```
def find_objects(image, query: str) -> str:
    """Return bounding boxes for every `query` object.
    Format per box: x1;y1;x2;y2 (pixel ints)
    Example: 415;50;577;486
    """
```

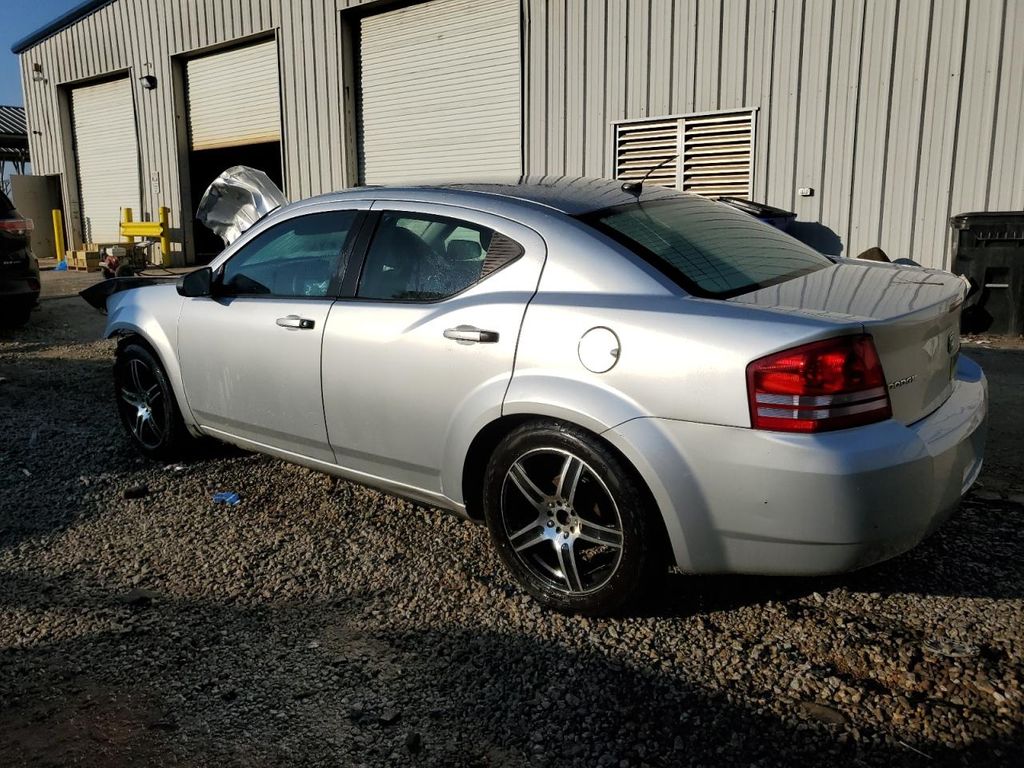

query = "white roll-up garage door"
71;78;142;244
359;0;522;183
187;40;281;151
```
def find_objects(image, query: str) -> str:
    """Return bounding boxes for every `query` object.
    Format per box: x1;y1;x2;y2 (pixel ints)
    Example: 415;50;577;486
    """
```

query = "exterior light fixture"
140;75;158;90
31;63;45;83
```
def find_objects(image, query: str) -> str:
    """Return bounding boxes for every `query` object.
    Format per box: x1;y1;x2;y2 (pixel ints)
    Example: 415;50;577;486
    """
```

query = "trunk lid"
732;260;966;425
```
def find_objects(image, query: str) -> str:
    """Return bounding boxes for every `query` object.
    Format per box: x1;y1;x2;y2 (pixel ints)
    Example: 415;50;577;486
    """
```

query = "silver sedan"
97;178;987;615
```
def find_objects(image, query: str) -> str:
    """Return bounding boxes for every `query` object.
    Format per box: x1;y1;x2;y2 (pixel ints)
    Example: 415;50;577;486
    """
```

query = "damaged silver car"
83;171;988;615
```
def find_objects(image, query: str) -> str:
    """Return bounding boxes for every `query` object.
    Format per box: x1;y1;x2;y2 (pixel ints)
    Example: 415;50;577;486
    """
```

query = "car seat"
442;239;485;293
361;225;431;299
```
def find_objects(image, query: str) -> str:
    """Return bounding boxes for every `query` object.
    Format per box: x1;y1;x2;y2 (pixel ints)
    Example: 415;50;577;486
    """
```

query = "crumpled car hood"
196;165;287;245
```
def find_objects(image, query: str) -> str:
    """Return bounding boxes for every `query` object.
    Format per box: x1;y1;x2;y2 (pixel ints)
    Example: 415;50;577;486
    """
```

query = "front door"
321;202;546;497
178;206;366;462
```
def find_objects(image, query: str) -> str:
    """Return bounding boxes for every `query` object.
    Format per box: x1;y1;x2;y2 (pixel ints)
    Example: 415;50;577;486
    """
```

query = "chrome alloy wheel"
117;358;165;450
500;448;625;594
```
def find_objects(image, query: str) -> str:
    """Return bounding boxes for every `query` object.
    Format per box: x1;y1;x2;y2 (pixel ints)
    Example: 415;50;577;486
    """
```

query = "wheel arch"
460;412;674;568
107;318;198;434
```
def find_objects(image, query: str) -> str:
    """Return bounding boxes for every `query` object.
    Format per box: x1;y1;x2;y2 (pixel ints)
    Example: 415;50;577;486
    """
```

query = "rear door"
178;205;367;461
321;202;545;496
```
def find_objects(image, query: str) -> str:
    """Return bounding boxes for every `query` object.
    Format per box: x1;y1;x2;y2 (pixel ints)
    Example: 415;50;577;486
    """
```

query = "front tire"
113;342;191;460
483;420;662;616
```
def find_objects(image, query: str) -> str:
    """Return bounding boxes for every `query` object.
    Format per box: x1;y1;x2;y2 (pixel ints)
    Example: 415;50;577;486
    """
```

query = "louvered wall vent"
614;109;756;198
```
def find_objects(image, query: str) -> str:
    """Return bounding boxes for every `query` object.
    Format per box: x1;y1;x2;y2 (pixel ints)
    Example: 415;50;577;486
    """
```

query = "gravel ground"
1;296;1022;767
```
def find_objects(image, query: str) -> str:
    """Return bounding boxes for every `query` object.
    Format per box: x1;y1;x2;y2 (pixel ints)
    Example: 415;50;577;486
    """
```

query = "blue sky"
1;0;80;106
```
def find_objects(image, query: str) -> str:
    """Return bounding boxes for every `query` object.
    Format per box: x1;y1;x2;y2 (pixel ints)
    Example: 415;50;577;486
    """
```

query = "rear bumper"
607;355;988;575
0;270;41;302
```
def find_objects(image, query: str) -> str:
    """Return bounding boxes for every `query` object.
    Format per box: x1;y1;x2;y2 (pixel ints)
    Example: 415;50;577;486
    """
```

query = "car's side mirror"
177;266;213;297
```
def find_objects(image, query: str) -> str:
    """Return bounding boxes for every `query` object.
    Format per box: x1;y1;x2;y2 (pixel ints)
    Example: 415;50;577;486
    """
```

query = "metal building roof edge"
11;0;115;54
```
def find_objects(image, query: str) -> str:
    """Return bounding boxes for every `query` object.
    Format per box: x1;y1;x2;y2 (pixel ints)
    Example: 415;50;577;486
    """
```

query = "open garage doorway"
184;39;282;263
187;142;283;263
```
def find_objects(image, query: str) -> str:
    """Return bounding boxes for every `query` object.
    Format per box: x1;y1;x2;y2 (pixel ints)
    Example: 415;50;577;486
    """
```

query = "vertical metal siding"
547;0;567;172
988;0;1024;211
910;0;967;265
763;0;805;211
718;0;747;112
17;0;1022;269
744;0;775;204
18;0;363;255
581;1;607;176
791;0;831;222
878;0;931;260
626;0;651;117
948;0;1004;219
694;0;722;112
648;0;674;117
523;0;1023;269
564;0;587;174
848;0;897;251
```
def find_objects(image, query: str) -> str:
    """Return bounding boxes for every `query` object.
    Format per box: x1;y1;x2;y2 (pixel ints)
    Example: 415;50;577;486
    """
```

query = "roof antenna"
620;154;679;196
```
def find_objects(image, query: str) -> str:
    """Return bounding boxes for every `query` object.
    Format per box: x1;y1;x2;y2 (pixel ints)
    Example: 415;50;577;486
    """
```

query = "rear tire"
113;341;192;460
483;420;662;616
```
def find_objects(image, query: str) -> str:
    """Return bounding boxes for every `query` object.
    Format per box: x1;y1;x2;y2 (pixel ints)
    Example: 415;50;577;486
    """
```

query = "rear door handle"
276;315;316;330
443;326;499;344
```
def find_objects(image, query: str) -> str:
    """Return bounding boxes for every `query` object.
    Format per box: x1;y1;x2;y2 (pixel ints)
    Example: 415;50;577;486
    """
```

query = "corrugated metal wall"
18;0;371;255
523;0;1024;269
19;0;1022;268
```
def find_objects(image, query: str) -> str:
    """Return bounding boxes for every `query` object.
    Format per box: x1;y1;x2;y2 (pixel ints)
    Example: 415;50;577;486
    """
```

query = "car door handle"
443;326;499;344
276;315;316;330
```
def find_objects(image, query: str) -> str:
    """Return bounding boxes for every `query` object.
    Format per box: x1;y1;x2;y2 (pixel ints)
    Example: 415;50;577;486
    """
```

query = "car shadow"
0;337;251;552
962;344;1024;495
639;490;1024;616
641;571;818;617
0;348;123;551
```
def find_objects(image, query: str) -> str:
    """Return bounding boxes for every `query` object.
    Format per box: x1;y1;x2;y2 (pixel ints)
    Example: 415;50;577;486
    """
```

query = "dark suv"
0;190;39;327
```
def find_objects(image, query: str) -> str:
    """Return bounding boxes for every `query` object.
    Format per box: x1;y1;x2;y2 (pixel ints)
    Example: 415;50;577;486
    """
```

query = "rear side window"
0;191;14;215
357;212;523;301
581;197;831;298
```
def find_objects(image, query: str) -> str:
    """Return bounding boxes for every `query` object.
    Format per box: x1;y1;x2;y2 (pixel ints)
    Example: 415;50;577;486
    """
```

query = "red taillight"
0;218;34;236
746;334;892;433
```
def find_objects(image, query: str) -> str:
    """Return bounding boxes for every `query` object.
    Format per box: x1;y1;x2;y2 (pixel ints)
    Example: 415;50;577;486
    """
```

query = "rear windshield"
580;196;831;298
0;191;14;216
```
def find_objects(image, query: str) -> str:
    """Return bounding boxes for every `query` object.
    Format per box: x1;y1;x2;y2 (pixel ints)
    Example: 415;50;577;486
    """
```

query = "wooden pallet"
68;250;102;272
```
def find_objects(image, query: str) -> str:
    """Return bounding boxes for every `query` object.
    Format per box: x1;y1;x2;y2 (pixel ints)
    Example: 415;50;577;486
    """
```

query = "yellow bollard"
158;206;171;266
122;208;135;246
51;209;65;262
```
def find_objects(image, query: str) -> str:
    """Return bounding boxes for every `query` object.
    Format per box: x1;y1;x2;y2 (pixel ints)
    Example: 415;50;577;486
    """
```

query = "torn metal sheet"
196;165;287;246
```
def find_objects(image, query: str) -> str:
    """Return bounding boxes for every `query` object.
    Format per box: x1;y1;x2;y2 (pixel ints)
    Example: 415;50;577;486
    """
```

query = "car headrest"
447;239;482;262
378;226;431;265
